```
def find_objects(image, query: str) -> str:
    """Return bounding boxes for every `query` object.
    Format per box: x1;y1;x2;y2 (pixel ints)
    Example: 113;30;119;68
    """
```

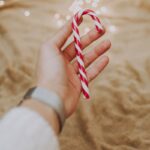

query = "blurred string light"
57;20;65;27
69;0;100;14
100;6;109;14
0;0;5;6
54;13;65;27
53;0;117;34
54;0;100;28
108;25;118;33
66;15;71;21
24;10;31;17
54;13;60;19
0;0;117;34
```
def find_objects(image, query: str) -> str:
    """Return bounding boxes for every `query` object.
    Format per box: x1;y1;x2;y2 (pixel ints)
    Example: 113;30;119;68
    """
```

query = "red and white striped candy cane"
72;9;103;99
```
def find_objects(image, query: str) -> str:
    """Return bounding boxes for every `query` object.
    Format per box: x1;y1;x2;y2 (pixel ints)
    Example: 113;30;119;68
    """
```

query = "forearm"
21;99;60;135
0;106;59;150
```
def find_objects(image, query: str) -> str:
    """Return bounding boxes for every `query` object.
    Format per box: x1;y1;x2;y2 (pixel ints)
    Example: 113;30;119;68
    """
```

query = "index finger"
63;27;105;61
52;17;83;48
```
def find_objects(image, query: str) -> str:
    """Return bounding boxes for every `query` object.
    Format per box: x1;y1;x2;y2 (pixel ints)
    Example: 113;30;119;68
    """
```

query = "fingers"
73;40;111;73
52;17;83;48
87;56;109;82
63;27;105;61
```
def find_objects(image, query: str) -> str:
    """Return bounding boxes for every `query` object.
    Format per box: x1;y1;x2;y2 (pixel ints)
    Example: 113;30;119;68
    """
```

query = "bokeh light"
53;0;117;34
108;25;118;33
24;10;31;17
0;0;5;6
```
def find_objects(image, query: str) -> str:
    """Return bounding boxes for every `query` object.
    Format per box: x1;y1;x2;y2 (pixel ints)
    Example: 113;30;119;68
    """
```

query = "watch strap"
23;87;65;132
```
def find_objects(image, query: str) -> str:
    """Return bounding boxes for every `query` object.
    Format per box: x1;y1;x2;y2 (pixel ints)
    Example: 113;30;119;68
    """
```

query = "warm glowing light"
85;0;91;3
0;0;4;6
96;10;101;15
54;13;60;19
79;0;84;5
57;20;65;28
69;0;101;14
69;0;82;14
24;10;31;17
66;15;71;20
92;2;98;8
95;0;100;2
100;6;109;14
85;0;100;4
108;25;117;33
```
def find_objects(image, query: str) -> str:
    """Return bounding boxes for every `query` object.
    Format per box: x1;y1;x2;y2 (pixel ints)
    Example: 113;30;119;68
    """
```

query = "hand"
36;18;111;118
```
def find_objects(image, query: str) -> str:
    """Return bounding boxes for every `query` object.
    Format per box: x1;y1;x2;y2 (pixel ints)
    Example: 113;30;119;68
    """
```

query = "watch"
20;87;65;132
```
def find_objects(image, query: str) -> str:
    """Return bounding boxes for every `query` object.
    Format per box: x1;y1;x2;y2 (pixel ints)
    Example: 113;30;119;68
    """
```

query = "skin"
21;18;111;134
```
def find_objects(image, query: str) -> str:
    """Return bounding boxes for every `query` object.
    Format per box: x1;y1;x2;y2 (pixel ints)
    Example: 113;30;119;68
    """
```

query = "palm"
64;55;81;101
49;49;81;116
38;19;111;117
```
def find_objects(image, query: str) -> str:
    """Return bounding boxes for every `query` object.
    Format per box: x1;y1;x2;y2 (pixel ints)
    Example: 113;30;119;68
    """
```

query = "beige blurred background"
0;0;150;149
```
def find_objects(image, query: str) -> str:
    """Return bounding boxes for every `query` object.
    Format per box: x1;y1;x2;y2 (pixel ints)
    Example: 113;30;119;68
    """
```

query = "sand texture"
0;0;150;149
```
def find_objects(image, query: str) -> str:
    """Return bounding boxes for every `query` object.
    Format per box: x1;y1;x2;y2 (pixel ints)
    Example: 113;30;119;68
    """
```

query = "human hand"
36;19;111;118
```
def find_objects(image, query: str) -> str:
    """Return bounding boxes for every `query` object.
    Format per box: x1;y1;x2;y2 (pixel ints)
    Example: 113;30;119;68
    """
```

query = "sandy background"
0;0;150;149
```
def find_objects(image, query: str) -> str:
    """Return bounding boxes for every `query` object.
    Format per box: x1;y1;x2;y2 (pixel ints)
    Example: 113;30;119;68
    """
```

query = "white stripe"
76;55;84;67
86;12;103;30
95;21;103;30
78;9;85;18
81;80;89;94
87;12;97;17
75;44;82;53
73;17;78;27
73;30;80;42
79;69;87;80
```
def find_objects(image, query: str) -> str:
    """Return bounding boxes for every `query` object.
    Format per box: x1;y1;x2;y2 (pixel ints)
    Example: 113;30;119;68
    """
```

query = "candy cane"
72;9;103;99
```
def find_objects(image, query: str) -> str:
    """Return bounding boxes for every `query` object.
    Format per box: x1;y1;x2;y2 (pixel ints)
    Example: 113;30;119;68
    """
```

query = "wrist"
20;99;60;135
36;82;68;105
36;83;77;118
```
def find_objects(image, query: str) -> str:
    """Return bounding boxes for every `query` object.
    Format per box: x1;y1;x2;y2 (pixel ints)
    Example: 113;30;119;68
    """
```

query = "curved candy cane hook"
72;9;104;100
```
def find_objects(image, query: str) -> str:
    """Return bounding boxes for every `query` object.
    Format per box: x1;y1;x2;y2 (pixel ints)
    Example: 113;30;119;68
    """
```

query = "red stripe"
75;13;79;24
80;74;88;86
82;88;90;99
96;26;103;33
78;63;86;74
73;37;82;49
72;23;80;35
76;50;83;59
95;17;101;24
72;9;103;99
